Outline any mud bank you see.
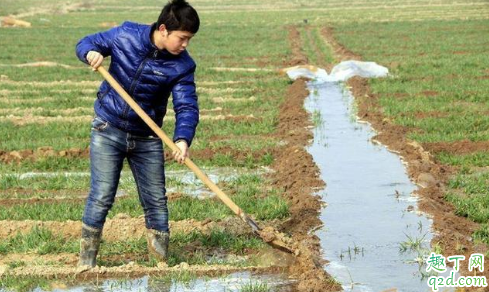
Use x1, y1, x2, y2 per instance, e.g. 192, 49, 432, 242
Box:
269, 79, 341, 291
320, 27, 488, 281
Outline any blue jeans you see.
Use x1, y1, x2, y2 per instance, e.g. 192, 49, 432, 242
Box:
82, 117, 169, 232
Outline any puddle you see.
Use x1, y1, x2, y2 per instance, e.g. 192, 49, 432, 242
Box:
163, 167, 272, 199
0, 272, 295, 292
1, 167, 271, 200
283, 62, 451, 291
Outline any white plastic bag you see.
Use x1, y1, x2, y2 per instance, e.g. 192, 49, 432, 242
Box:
282, 61, 388, 83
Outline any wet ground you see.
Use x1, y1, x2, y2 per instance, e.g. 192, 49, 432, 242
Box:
0, 167, 271, 200
305, 81, 436, 291
0, 271, 295, 292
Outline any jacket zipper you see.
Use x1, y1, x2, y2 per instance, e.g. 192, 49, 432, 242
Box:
121, 51, 157, 119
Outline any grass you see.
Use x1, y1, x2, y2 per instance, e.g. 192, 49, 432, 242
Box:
446, 169, 489, 225
240, 281, 270, 292
149, 270, 198, 286
0, 227, 264, 268
0, 275, 50, 292
0, 227, 78, 255
0, 191, 288, 221
0, 173, 289, 221
1, 0, 489, 289
399, 233, 428, 253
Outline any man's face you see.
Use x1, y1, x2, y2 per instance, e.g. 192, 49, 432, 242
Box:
161, 28, 194, 55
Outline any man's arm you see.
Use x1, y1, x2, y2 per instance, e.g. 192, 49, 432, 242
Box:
172, 67, 199, 146
75, 25, 121, 64
171, 66, 199, 163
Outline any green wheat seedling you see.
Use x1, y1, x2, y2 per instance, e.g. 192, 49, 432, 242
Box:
399, 232, 428, 253
240, 280, 271, 292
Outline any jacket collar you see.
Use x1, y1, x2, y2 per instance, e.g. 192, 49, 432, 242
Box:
144, 23, 175, 58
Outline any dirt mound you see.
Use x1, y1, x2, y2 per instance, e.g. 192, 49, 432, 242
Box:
3, 263, 282, 281
423, 140, 489, 155
287, 26, 309, 66
0, 217, 265, 241
269, 76, 340, 291
0, 147, 88, 163
0, 16, 31, 28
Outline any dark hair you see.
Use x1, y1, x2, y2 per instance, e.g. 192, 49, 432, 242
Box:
157, 0, 200, 34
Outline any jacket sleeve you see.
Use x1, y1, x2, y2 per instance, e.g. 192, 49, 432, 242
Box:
172, 66, 199, 147
75, 25, 122, 64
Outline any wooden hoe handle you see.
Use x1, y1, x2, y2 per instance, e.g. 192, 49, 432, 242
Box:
96, 66, 261, 233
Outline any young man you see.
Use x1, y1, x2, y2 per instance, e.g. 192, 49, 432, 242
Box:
75, 0, 199, 267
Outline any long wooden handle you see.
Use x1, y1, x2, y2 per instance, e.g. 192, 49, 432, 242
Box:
96, 66, 259, 231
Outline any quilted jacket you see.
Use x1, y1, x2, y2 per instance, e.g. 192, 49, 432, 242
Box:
76, 21, 199, 146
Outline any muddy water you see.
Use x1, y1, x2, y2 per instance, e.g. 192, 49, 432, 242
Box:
12, 272, 294, 292
2, 167, 270, 199
305, 82, 437, 291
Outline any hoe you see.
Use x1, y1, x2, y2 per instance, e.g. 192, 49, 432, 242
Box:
96, 66, 296, 254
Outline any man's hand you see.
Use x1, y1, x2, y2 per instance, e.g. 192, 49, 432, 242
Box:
173, 140, 189, 164
86, 51, 104, 70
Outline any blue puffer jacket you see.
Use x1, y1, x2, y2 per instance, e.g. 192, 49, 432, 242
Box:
76, 21, 199, 146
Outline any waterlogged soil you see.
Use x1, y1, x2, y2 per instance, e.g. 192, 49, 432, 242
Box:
322, 27, 488, 280
0, 217, 261, 241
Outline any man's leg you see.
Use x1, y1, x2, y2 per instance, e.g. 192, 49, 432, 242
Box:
79, 118, 126, 267
127, 134, 169, 261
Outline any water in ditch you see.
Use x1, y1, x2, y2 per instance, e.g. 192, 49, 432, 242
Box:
0, 271, 295, 292
304, 79, 438, 291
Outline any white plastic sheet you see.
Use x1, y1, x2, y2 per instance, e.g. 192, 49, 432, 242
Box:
282, 61, 388, 83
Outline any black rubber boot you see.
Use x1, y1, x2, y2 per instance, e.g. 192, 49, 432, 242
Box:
78, 224, 102, 268
146, 229, 169, 262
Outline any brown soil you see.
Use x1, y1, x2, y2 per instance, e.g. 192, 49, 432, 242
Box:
0, 17, 31, 28
322, 26, 488, 279
423, 140, 489, 155
2, 264, 285, 282
0, 145, 271, 164
268, 59, 341, 291
0, 217, 270, 241
0, 147, 88, 163
0, 253, 77, 266
287, 26, 309, 66
421, 90, 439, 97
4, 2, 91, 20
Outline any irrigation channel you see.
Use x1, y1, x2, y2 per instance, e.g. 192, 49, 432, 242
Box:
294, 62, 453, 291
16, 272, 293, 292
